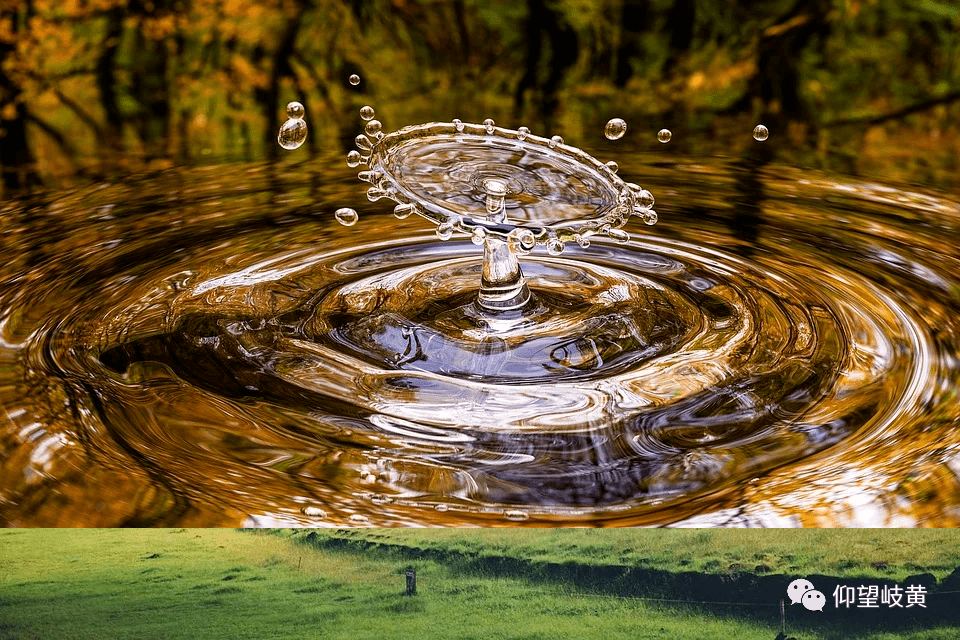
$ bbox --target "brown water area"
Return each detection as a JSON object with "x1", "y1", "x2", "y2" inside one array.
[
  {"x1": 2, "y1": 151, "x2": 960, "y2": 526},
  {"x1": 1, "y1": 0, "x2": 959, "y2": 526}
]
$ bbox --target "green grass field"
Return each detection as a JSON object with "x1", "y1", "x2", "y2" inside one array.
[
  {"x1": 1, "y1": 529, "x2": 958, "y2": 640},
  {"x1": 306, "y1": 528, "x2": 960, "y2": 580}
]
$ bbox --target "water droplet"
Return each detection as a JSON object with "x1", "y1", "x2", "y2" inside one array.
[
  {"x1": 517, "y1": 229, "x2": 536, "y2": 250},
  {"x1": 605, "y1": 160, "x2": 619, "y2": 173},
  {"x1": 357, "y1": 170, "x2": 374, "y2": 182},
  {"x1": 604, "y1": 117, "x2": 627, "y2": 140},
  {"x1": 504, "y1": 509, "x2": 529, "y2": 521},
  {"x1": 365, "y1": 119, "x2": 382, "y2": 136},
  {"x1": 575, "y1": 235, "x2": 590, "y2": 248},
  {"x1": 434, "y1": 504, "x2": 449, "y2": 512},
  {"x1": 483, "y1": 118, "x2": 495, "y2": 134},
  {"x1": 346, "y1": 150, "x2": 362, "y2": 168},
  {"x1": 517, "y1": 126, "x2": 530, "y2": 140},
  {"x1": 393, "y1": 203, "x2": 415, "y2": 219},
  {"x1": 639, "y1": 189, "x2": 655, "y2": 208},
  {"x1": 453, "y1": 118, "x2": 464, "y2": 132},
  {"x1": 643, "y1": 209, "x2": 658, "y2": 225},
  {"x1": 626, "y1": 182, "x2": 642, "y2": 193},
  {"x1": 355, "y1": 134, "x2": 372, "y2": 151},
  {"x1": 366, "y1": 186, "x2": 386, "y2": 201},
  {"x1": 335, "y1": 207, "x2": 358, "y2": 226},
  {"x1": 286, "y1": 101, "x2": 305, "y2": 119},
  {"x1": 753, "y1": 124, "x2": 769, "y2": 141},
  {"x1": 657, "y1": 128, "x2": 672, "y2": 143},
  {"x1": 547, "y1": 238, "x2": 564, "y2": 255},
  {"x1": 348, "y1": 74, "x2": 360, "y2": 86},
  {"x1": 359, "y1": 105, "x2": 375, "y2": 121},
  {"x1": 549, "y1": 135, "x2": 563, "y2": 148},
  {"x1": 608, "y1": 228, "x2": 630, "y2": 244},
  {"x1": 471, "y1": 227, "x2": 487, "y2": 245},
  {"x1": 300, "y1": 506, "x2": 326, "y2": 518},
  {"x1": 436, "y1": 221, "x2": 454, "y2": 241},
  {"x1": 277, "y1": 117, "x2": 307, "y2": 150},
  {"x1": 348, "y1": 513, "x2": 369, "y2": 523}
]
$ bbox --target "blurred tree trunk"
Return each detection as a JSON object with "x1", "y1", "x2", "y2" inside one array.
[
  {"x1": 514, "y1": 0, "x2": 579, "y2": 130},
  {"x1": 734, "y1": 0, "x2": 832, "y2": 126},
  {"x1": 614, "y1": 0, "x2": 649, "y2": 87},
  {"x1": 129, "y1": 0, "x2": 174, "y2": 161},
  {"x1": 0, "y1": 3, "x2": 41, "y2": 193},
  {"x1": 95, "y1": 6, "x2": 126, "y2": 155},
  {"x1": 663, "y1": 0, "x2": 695, "y2": 71},
  {"x1": 259, "y1": 0, "x2": 310, "y2": 161}
]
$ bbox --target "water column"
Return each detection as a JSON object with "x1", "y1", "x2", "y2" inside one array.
[{"x1": 477, "y1": 178, "x2": 531, "y2": 311}]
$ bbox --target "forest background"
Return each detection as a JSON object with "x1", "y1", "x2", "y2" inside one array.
[{"x1": 1, "y1": 0, "x2": 959, "y2": 197}]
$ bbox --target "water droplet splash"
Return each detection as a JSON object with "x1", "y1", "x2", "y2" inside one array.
[
  {"x1": 753, "y1": 124, "x2": 769, "y2": 141},
  {"x1": 346, "y1": 150, "x2": 362, "y2": 168},
  {"x1": 364, "y1": 119, "x2": 382, "y2": 137},
  {"x1": 657, "y1": 128, "x2": 672, "y2": 143},
  {"x1": 335, "y1": 207, "x2": 358, "y2": 226},
  {"x1": 604, "y1": 118, "x2": 627, "y2": 140},
  {"x1": 549, "y1": 135, "x2": 563, "y2": 148},
  {"x1": 517, "y1": 126, "x2": 530, "y2": 140},
  {"x1": 360, "y1": 105, "x2": 375, "y2": 121},
  {"x1": 483, "y1": 118, "x2": 495, "y2": 134},
  {"x1": 348, "y1": 74, "x2": 360, "y2": 86}
]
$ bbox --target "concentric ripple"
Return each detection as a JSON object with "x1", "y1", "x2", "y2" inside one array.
[{"x1": 2, "y1": 159, "x2": 960, "y2": 526}]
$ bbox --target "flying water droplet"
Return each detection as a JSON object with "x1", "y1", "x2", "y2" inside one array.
[
  {"x1": 483, "y1": 118, "x2": 495, "y2": 134},
  {"x1": 346, "y1": 150, "x2": 362, "y2": 168},
  {"x1": 604, "y1": 117, "x2": 627, "y2": 140},
  {"x1": 335, "y1": 207, "x2": 358, "y2": 226},
  {"x1": 359, "y1": 105, "x2": 375, "y2": 121},
  {"x1": 436, "y1": 221, "x2": 455, "y2": 241},
  {"x1": 355, "y1": 134, "x2": 372, "y2": 151},
  {"x1": 658, "y1": 128, "x2": 672, "y2": 143},
  {"x1": 639, "y1": 189, "x2": 655, "y2": 208},
  {"x1": 393, "y1": 203, "x2": 415, "y2": 219},
  {"x1": 753, "y1": 124, "x2": 769, "y2": 141},
  {"x1": 547, "y1": 238, "x2": 564, "y2": 255},
  {"x1": 348, "y1": 74, "x2": 360, "y2": 86},
  {"x1": 286, "y1": 101, "x2": 305, "y2": 119},
  {"x1": 605, "y1": 160, "x2": 619, "y2": 173},
  {"x1": 278, "y1": 117, "x2": 307, "y2": 150},
  {"x1": 365, "y1": 119, "x2": 382, "y2": 136},
  {"x1": 549, "y1": 135, "x2": 563, "y2": 148},
  {"x1": 517, "y1": 126, "x2": 530, "y2": 140},
  {"x1": 453, "y1": 118, "x2": 464, "y2": 132},
  {"x1": 643, "y1": 209, "x2": 658, "y2": 225},
  {"x1": 518, "y1": 229, "x2": 536, "y2": 250},
  {"x1": 608, "y1": 228, "x2": 630, "y2": 244}
]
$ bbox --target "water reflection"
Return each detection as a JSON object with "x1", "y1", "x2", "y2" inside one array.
[{"x1": 2, "y1": 153, "x2": 960, "y2": 526}]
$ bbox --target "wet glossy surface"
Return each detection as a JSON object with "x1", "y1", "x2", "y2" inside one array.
[{"x1": 2, "y1": 152, "x2": 960, "y2": 526}]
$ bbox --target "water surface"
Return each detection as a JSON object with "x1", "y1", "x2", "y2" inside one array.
[{"x1": 2, "y1": 151, "x2": 960, "y2": 526}]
